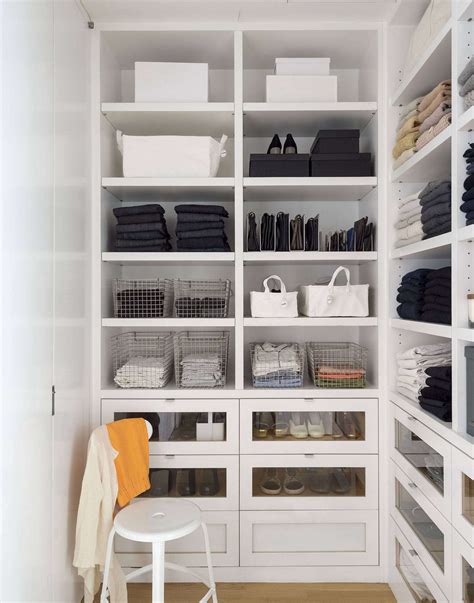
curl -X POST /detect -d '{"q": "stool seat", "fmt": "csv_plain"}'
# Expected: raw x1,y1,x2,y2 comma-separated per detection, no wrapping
114,499,202,543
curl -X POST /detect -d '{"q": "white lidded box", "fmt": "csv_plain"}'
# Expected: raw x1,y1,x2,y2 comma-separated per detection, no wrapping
266,75,337,102
117,131,228,178
135,62,209,102
274,57,330,76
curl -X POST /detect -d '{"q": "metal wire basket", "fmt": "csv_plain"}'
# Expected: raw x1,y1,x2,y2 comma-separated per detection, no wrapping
306,342,367,388
112,332,174,389
113,279,173,318
250,342,304,388
174,331,230,389
173,279,232,318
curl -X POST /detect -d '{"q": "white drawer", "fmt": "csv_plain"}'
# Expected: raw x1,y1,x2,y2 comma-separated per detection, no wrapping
390,404,452,520
240,398,378,454
390,461,452,597
101,399,238,455
240,510,378,567
452,448,474,548
452,529,474,603
240,453,378,511
116,510,239,568
389,518,448,603
143,454,238,511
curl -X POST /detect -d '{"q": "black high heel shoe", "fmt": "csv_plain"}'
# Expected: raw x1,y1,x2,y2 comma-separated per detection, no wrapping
283,133,297,154
267,134,282,154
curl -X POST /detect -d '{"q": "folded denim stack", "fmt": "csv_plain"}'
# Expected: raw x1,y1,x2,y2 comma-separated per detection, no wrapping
415,80,452,151
392,97,423,170
251,343,303,388
419,365,452,422
112,204,171,252
461,143,474,226
395,343,451,408
421,266,451,325
396,268,432,321
458,57,474,111
175,204,230,252
419,180,451,239
394,190,423,248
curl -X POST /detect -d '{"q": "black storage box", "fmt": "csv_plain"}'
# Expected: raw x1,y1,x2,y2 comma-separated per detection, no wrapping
310,153,372,177
249,154,310,177
310,130,360,154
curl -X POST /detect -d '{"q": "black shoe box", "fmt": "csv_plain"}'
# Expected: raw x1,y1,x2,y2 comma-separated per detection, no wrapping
310,153,372,177
310,129,360,154
249,154,310,177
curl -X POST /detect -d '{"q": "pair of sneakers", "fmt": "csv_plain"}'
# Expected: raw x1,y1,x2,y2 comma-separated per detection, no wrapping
260,468,305,496
289,411,334,439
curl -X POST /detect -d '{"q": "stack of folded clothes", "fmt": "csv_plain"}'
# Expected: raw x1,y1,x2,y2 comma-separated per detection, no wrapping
114,356,170,388
396,268,432,321
394,190,423,248
419,365,452,422
251,343,303,388
179,353,224,388
416,80,452,152
112,204,171,252
175,204,230,252
419,180,451,239
392,97,422,170
458,56,474,111
461,143,474,226
421,266,451,325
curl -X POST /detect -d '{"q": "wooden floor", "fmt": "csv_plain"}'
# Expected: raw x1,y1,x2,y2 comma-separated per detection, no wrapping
125,582,396,602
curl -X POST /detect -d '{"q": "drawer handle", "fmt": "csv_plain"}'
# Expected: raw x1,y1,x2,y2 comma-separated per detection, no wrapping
304,454,315,458
165,399,175,403
165,455,175,459
304,399,315,403
408,549,418,557
408,482,417,489
407,416,417,422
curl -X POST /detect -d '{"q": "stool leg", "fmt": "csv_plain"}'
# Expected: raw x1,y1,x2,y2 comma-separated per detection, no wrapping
152,541,165,603
201,522,218,603
100,527,116,603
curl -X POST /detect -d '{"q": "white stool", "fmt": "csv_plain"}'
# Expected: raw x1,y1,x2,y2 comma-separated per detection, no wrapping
101,499,218,603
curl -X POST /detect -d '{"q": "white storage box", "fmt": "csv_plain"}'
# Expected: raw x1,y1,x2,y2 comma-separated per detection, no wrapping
135,62,209,102
250,275,298,318
274,57,330,76
117,131,228,178
266,75,337,102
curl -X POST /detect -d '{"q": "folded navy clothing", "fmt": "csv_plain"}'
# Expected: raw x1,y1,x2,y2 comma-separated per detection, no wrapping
116,213,166,226
398,284,426,296
419,180,451,201
401,268,432,282
176,213,227,224
464,175,474,191
461,198,474,212
175,204,229,217
421,309,451,324
426,266,451,280
425,377,452,392
114,237,171,248
467,164,474,175
421,202,451,222
466,211,474,220
117,231,171,241
113,204,165,218
419,192,451,209
423,294,451,306
176,220,224,232
423,303,451,314
462,187,474,202
464,144,474,158
468,218,474,226
113,243,171,252
420,387,451,403
425,366,452,380
397,290,425,304
116,222,168,234
397,303,423,321
177,227,226,239
177,236,230,250
419,401,451,422
424,277,451,290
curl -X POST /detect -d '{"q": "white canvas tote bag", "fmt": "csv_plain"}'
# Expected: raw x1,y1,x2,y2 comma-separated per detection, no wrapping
250,275,298,318
299,266,369,317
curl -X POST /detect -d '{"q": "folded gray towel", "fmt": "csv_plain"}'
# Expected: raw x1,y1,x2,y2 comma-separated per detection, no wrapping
421,202,451,223
458,57,474,86
460,74,474,97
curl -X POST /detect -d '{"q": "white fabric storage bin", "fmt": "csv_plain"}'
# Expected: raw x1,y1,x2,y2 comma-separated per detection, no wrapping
250,275,298,318
117,131,228,178
274,57,330,76
299,266,369,317
266,75,337,102
134,62,208,102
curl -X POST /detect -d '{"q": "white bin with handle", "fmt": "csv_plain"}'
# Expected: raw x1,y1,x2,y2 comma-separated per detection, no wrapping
299,266,369,317
117,131,228,178
250,275,298,318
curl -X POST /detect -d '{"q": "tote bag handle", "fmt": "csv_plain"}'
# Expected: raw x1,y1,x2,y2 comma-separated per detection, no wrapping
262,275,290,308
327,266,351,305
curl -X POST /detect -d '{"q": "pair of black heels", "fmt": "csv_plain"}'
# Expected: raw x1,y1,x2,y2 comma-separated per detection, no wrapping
267,133,297,155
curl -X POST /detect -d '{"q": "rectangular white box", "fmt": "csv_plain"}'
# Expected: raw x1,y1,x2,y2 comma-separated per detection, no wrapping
266,74,337,102
275,57,330,75
135,62,208,102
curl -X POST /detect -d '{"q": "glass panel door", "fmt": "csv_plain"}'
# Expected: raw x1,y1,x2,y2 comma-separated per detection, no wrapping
143,467,227,499
396,538,437,603
462,557,474,603
463,474,474,527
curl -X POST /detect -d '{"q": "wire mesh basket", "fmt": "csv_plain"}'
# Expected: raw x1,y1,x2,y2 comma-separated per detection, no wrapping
250,342,304,388
173,279,232,318
112,332,174,389
174,331,230,389
306,342,368,388
113,279,173,318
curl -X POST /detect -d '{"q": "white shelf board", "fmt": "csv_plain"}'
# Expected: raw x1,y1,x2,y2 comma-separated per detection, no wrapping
391,126,452,183
244,251,377,265
102,177,235,202
390,22,452,106
242,102,377,137
244,317,378,327
101,103,235,136
391,232,452,260
390,392,474,458
102,252,235,265
390,318,452,339
243,177,377,202
458,224,474,242
102,318,235,328
458,106,474,132
458,328,474,342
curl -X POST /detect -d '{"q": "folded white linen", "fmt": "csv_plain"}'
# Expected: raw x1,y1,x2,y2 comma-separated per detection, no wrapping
396,385,420,403
252,342,300,377
397,356,451,370
114,356,168,388
396,220,423,240
395,212,423,229
398,198,422,214
394,234,424,247
397,343,452,360
398,190,422,209
396,380,422,395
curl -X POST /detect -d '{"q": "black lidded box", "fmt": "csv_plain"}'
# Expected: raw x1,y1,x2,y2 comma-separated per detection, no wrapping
310,129,360,154
249,154,310,177
310,153,372,177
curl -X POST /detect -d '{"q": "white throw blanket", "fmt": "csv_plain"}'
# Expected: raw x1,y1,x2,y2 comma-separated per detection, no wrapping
252,343,300,377
115,356,167,388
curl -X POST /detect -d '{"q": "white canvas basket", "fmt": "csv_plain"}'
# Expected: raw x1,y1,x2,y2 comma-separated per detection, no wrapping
250,275,298,318
117,131,228,178
299,266,369,317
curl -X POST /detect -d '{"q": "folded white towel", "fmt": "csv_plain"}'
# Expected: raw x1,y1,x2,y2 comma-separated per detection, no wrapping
398,197,422,214
394,234,424,248
396,220,423,241
396,385,420,403
397,343,452,360
396,212,423,229
397,190,423,209
114,356,168,388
